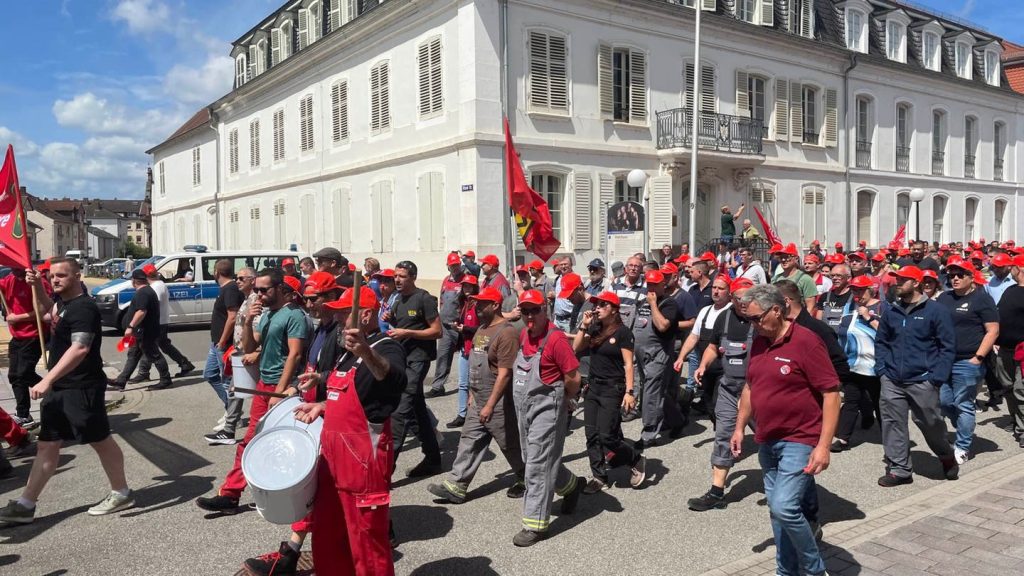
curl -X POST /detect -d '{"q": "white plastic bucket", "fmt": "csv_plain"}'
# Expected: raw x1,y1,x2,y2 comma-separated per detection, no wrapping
230,354,260,399
255,396,324,442
242,427,319,524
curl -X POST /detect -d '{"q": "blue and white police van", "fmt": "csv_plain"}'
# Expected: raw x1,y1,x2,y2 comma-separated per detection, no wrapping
91,246,298,328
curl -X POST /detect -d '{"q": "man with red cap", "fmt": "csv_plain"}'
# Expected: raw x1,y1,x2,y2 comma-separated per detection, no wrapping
509,289,583,546
553,272,583,331
427,287,525,505
803,253,831,295
834,242,845,255
480,254,516,319
634,269,680,448
770,243,817,313
993,255,1024,447
426,253,468,399
846,250,870,282
980,252,1015,410
527,259,552,300
461,250,481,277
896,240,940,274
281,257,303,283
0,265,52,429
131,262,194,385
874,266,959,486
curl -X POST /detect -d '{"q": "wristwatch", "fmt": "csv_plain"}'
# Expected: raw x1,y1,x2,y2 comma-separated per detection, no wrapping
625,389,635,396
974,354,985,362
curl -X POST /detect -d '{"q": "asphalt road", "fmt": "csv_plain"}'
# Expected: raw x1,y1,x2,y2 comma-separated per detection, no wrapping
1,326,1021,575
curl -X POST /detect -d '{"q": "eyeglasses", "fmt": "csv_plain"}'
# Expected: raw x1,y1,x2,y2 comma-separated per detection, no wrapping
594,301,615,309
777,255,794,261
949,271,971,280
234,275,253,282
828,273,850,279
520,307,543,316
303,294,322,302
253,286,276,294
745,307,775,324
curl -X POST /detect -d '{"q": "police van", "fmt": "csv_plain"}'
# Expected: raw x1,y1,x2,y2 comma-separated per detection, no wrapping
91,246,298,328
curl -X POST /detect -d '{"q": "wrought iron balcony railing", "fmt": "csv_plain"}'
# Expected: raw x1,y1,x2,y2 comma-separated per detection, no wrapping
655,109,764,155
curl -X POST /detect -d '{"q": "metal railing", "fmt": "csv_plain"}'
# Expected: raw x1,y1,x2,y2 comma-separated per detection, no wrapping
896,146,911,172
932,150,945,176
856,141,872,168
965,154,976,179
803,130,819,145
655,109,764,154
995,159,1004,181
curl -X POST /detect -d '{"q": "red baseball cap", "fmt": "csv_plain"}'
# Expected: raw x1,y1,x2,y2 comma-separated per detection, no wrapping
372,269,395,279
461,275,479,286
921,270,939,282
847,251,867,261
464,250,476,258
661,262,679,275
518,289,545,307
303,271,340,296
39,259,51,271
771,243,799,257
470,287,503,304
825,254,845,265
558,273,583,298
282,275,302,293
939,244,950,251
835,242,844,250
973,271,988,285
282,257,295,266
699,251,717,263
515,265,529,274
645,270,665,284
528,259,544,271
1012,255,1024,268
480,254,499,267
811,239,820,246
446,253,461,266
871,253,886,262
325,286,380,310
888,265,923,283
859,240,867,247
803,254,820,263
730,278,754,292
849,275,875,289
673,254,691,265
991,253,1013,267
969,250,985,261
142,263,157,275
589,291,621,307
898,248,909,257
945,255,970,271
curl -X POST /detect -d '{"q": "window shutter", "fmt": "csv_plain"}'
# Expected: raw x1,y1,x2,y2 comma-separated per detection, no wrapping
683,62,695,109
801,0,813,37
333,188,351,253
329,0,341,31
598,44,613,119
331,81,348,142
598,174,614,250
430,38,443,114
229,129,238,174
548,35,568,112
381,182,394,252
649,175,672,248
418,42,431,116
629,50,647,124
271,29,281,66
248,46,257,80
700,65,716,113
761,0,774,26
735,70,750,117
250,120,260,167
789,81,803,141
417,38,442,118
379,62,390,130
701,0,716,11
824,88,838,147
298,9,309,50
774,78,789,140
430,172,445,251
344,0,356,24
417,173,432,250
573,173,592,250
528,31,567,114
528,31,547,110
370,65,381,133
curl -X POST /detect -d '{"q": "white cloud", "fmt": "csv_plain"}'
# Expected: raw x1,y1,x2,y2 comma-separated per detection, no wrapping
163,54,234,106
52,92,185,144
111,0,172,35
0,127,40,157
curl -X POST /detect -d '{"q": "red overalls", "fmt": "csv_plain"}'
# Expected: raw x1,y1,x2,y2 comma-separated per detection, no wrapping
0,406,28,447
311,361,394,576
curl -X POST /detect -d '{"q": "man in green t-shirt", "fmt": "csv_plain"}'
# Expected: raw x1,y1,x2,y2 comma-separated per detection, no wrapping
770,242,819,314
720,203,745,246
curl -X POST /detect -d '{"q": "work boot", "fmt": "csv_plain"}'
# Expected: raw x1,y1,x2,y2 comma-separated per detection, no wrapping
877,473,913,488
505,480,526,498
106,379,126,391
512,529,548,547
445,416,465,429
176,362,196,378
687,489,727,512
941,457,960,481
196,494,241,513
427,482,466,505
424,388,445,399
243,541,299,576
406,459,443,479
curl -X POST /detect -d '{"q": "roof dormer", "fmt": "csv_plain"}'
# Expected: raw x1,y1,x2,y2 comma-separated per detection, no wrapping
945,30,976,80
838,0,873,54
914,20,945,72
977,40,1003,86
883,9,912,63
271,10,297,66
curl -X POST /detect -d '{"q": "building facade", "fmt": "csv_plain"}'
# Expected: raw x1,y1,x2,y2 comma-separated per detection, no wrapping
150,0,1024,279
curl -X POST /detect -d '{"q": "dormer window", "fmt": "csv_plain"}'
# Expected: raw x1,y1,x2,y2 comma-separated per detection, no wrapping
736,0,773,26
956,41,972,79
885,14,910,63
923,31,941,71
790,0,814,38
845,8,867,53
985,49,1001,86
235,54,247,87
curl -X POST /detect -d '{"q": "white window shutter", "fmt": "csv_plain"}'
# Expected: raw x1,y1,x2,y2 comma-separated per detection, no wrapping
430,173,445,250
379,62,390,130
649,175,673,248
629,50,647,124
333,188,351,253
271,29,281,66
370,65,381,132
824,88,838,147
789,81,803,141
527,31,547,111
548,35,568,112
298,9,309,50
248,46,257,80
683,62,695,109
228,129,238,174
331,81,348,142
774,78,789,140
329,0,341,31
598,44,613,119
735,70,750,118
598,174,614,250
417,42,431,117
701,0,716,11
381,181,394,252
371,182,383,252
700,65,716,113
761,0,774,26
417,173,431,250
802,0,813,37
344,0,356,24
429,38,443,114
573,173,592,250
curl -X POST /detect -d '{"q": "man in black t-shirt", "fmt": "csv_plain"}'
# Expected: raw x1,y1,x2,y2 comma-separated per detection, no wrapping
896,240,941,275
634,270,682,445
109,270,173,391
205,259,244,415
994,257,1024,446
0,258,135,525
388,260,443,477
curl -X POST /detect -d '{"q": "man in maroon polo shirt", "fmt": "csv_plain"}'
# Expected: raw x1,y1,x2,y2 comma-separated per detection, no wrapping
731,283,840,576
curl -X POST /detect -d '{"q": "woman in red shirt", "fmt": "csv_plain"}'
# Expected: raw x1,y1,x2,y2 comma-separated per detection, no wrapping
449,276,481,428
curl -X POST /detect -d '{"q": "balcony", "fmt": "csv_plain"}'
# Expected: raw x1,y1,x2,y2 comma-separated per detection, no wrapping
995,159,1004,182
856,141,872,168
965,154,976,179
896,146,911,172
655,109,764,155
932,151,945,176
803,131,819,145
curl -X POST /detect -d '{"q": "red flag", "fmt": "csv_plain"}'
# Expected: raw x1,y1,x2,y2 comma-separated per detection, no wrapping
891,224,907,248
753,206,782,246
0,146,31,268
504,117,560,261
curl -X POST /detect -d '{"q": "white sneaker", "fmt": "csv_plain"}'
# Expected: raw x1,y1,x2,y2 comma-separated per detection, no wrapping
954,448,970,465
87,490,135,516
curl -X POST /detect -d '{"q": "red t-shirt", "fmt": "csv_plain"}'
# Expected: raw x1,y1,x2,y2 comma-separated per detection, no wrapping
460,301,480,356
0,275,51,340
520,325,579,385
747,322,840,447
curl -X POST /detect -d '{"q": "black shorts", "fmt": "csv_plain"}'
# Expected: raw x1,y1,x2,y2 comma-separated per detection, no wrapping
38,386,111,444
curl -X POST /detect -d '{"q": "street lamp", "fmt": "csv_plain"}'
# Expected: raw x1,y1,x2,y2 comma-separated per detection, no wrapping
909,188,926,243
628,169,650,254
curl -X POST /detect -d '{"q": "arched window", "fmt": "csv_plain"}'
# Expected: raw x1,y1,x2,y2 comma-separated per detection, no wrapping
896,191,911,237
856,96,873,168
932,110,946,176
994,121,1006,181
896,103,911,172
932,195,948,243
800,184,826,246
995,199,1008,241
856,190,875,246
235,54,247,87
923,31,940,71
964,197,979,241
845,8,867,53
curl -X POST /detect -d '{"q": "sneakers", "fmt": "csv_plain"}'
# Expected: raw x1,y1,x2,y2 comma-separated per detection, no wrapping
88,490,135,516
243,541,299,576
512,528,547,547
445,416,465,429
127,374,151,384
106,379,126,391
630,455,647,489
0,500,35,524
877,473,913,487
176,362,197,378
6,437,36,458
424,388,445,399
204,431,238,445
830,440,849,453
583,477,608,495
941,458,960,481
196,494,241,513
687,489,727,511
426,482,466,505
560,477,584,514
621,410,640,423
147,379,173,391
954,448,970,465
505,480,526,499
12,414,38,431
406,459,443,479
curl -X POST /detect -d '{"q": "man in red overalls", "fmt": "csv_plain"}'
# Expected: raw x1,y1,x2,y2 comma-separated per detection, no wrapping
294,286,408,576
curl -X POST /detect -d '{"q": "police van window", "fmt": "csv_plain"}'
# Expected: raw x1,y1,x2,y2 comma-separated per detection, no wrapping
158,257,196,283
201,256,281,281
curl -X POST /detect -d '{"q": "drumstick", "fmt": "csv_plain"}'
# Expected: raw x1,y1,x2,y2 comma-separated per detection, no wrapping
349,269,362,331
234,387,291,399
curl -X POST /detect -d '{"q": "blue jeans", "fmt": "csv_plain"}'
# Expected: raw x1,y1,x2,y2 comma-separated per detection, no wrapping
758,440,826,576
686,351,699,390
457,353,470,418
940,359,983,452
204,343,230,408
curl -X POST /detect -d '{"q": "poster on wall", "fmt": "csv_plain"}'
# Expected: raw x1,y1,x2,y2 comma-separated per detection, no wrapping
607,201,644,265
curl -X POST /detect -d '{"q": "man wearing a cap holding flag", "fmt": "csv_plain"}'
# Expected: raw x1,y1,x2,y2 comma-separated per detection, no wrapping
427,286,526,505
426,253,469,399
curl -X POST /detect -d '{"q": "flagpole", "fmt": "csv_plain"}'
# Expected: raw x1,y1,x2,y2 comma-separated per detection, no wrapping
687,4,702,257
18,198,48,366
500,0,515,273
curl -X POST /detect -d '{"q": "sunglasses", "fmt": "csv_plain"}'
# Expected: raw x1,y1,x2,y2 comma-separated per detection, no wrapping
253,286,276,294
234,275,253,282
949,271,971,279
594,301,615,308
745,307,775,324
520,307,543,316
303,294,322,302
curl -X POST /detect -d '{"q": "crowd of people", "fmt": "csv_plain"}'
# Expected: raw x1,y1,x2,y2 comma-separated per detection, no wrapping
1,235,1023,576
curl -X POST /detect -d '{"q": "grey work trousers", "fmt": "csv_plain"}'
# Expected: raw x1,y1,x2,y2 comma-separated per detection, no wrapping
712,380,754,468
445,391,524,496
429,327,460,393
637,348,684,443
879,376,954,478
994,347,1024,438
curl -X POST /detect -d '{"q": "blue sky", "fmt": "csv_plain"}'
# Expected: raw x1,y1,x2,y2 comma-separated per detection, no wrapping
0,0,1020,201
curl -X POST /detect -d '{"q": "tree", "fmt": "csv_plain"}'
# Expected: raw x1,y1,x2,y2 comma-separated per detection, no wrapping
121,237,151,259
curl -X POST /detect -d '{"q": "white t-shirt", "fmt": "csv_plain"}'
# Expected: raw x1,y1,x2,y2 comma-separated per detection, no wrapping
737,261,767,285
149,279,170,325
692,302,732,338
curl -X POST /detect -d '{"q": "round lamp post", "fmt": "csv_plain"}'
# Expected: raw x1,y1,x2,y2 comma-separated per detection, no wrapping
628,169,650,255
909,188,926,243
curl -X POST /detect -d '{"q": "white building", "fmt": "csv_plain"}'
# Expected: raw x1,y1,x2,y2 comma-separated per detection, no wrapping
149,0,1024,280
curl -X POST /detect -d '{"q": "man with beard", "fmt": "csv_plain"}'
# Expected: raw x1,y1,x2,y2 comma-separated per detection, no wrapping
816,263,852,329
770,243,817,313
896,240,941,274
584,259,609,296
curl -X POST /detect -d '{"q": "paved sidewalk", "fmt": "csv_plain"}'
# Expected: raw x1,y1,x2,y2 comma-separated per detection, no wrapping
703,451,1024,576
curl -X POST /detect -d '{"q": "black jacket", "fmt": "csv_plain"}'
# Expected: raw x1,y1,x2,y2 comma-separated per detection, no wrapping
795,308,852,382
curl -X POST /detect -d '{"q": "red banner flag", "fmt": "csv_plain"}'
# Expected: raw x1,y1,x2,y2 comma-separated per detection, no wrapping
891,224,907,248
504,117,560,261
0,146,31,268
753,206,782,246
